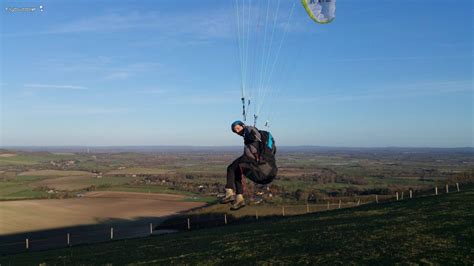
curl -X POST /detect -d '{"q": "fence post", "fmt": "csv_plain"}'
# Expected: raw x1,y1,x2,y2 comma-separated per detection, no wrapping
409,190,413,199
456,183,460,192
357,199,360,206
445,184,449,193
26,238,29,250
110,227,114,240
187,218,191,230
224,214,227,225
375,195,378,203
396,192,399,201
435,186,438,195
401,192,404,200
338,200,341,209
67,233,70,246
150,223,153,235
327,201,330,210
306,203,309,213
282,206,285,216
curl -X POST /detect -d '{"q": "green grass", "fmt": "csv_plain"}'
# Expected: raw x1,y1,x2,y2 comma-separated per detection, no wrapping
3,190,472,265
102,184,191,194
101,184,213,203
13,175,48,182
18,170,93,177
0,156,40,165
182,195,218,204
100,185,216,203
105,167,173,175
61,176,135,189
0,181,49,200
5,189,48,199
364,176,434,185
275,179,358,191
0,153,89,166
0,182,31,197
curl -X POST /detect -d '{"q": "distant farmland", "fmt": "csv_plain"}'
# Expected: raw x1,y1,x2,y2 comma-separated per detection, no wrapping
0,148,472,260
0,191,205,235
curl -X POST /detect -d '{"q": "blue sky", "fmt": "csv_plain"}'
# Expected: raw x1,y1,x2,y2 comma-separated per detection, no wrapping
1,0,472,147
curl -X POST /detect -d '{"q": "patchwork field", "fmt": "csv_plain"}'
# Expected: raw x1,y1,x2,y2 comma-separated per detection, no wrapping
0,148,472,235
29,175,136,191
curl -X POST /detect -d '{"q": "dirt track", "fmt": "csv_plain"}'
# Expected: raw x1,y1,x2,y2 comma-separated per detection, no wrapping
0,191,205,235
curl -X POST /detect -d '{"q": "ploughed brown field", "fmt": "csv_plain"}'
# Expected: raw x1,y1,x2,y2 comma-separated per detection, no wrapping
0,191,205,235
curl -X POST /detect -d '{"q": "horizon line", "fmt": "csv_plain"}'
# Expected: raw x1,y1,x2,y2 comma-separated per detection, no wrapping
1,145,473,149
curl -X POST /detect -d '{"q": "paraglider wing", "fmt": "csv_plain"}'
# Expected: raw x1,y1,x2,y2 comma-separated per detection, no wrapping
301,0,336,24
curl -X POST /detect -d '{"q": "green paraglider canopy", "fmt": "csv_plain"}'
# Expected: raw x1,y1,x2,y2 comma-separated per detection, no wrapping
301,0,336,24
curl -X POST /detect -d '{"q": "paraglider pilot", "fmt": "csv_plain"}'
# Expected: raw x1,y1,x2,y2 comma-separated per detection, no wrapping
221,120,278,210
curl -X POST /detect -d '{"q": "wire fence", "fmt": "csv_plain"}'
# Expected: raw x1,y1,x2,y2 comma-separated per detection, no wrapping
0,182,465,256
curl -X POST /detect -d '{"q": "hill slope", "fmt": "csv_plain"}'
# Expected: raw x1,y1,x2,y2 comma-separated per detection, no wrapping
2,190,473,265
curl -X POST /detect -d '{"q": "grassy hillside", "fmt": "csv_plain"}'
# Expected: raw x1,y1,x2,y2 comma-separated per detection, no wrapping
2,190,473,265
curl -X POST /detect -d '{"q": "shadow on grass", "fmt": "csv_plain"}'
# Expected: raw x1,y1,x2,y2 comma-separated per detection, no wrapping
1,189,473,265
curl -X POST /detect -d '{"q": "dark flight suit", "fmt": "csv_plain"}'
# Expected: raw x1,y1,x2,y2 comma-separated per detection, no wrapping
226,126,277,194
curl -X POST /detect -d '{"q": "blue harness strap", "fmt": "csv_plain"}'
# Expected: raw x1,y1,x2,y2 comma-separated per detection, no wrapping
267,132,273,149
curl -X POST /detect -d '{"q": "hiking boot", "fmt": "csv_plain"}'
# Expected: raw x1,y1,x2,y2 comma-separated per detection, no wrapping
249,196,263,205
230,194,246,210
220,188,235,204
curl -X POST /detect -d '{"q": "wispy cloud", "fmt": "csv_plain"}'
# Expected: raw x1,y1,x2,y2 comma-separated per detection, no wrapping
101,62,163,80
163,96,235,105
5,9,235,41
49,12,154,34
157,89,239,105
3,3,303,42
333,55,472,63
24,84,88,90
61,107,129,115
104,72,131,80
22,106,129,115
141,89,167,95
34,57,162,81
283,80,473,104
